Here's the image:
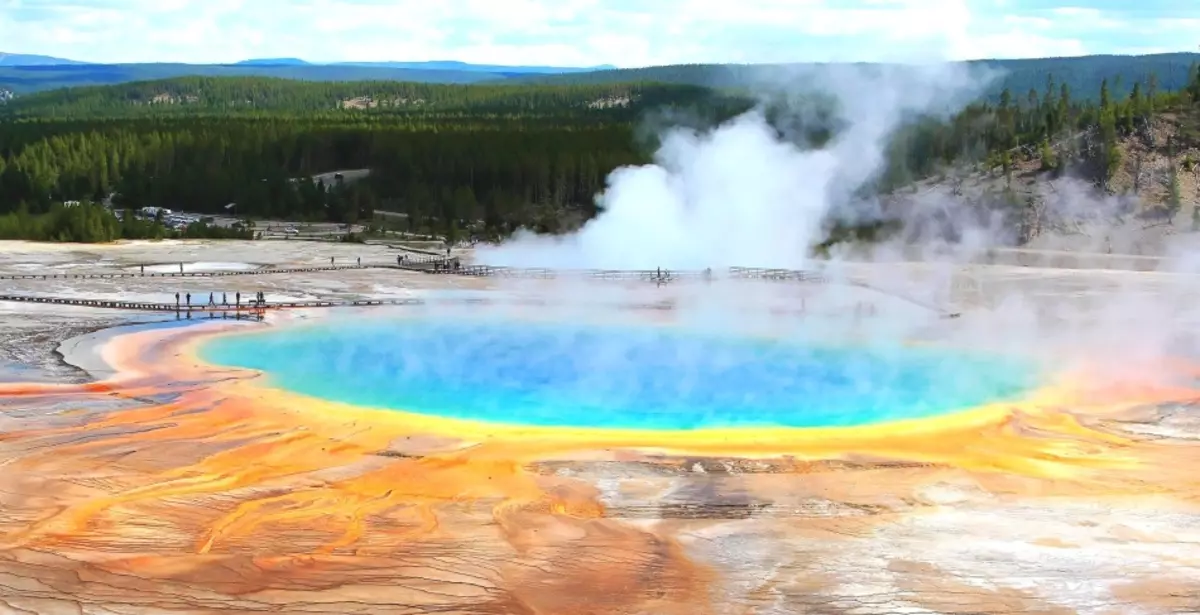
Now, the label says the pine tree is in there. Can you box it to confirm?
[1039,138,1056,171]
[1169,164,1183,217]
[1057,83,1071,131]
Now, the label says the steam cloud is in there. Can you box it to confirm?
[461,58,1200,404]
[477,63,989,270]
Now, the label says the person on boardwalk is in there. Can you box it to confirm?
[175,292,180,308]
[235,291,241,308]
[357,256,361,267]
[208,292,215,306]
[185,292,191,306]
[140,264,145,275]
[221,292,227,305]
[179,263,184,273]
[331,256,335,266]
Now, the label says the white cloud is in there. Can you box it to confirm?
[1047,6,1125,29]
[0,0,1189,67]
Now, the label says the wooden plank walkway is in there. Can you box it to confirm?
[403,264,958,317]
[410,264,826,283]
[0,252,455,281]
[0,260,811,284]
[0,265,380,281]
[415,265,718,282]
[0,294,489,313]
[0,259,961,318]
[727,266,828,283]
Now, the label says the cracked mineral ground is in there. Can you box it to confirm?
[1,239,1200,615]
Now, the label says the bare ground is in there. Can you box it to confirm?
[0,238,1198,613]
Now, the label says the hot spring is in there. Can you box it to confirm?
[198,318,1042,430]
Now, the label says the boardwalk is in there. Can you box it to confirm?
[0,259,810,284]
[0,264,375,281]
[409,263,809,282]
[0,259,962,318]
[0,294,704,320]
[0,255,451,281]
[403,264,960,317]
[0,294,474,313]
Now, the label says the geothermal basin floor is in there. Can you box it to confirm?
[0,239,1199,614]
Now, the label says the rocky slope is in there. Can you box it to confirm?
[886,112,1200,256]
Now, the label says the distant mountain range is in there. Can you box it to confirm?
[233,58,310,66]
[0,52,89,66]
[1,51,1198,104]
[235,58,616,74]
[0,53,620,93]
[512,53,1200,101]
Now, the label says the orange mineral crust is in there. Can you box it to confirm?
[2,320,1200,614]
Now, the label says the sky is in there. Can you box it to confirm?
[0,0,1197,68]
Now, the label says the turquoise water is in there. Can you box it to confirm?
[198,319,1041,430]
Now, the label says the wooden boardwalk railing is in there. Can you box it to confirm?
[0,259,840,285]
[401,264,959,317]
[0,294,687,317]
[408,264,826,284]
[0,294,487,313]
[0,259,961,318]
[0,265,378,281]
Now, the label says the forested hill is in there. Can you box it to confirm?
[512,53,1200,103]
[0,77,745,120]
[1,53,1198,101]
[2,69,1200,246]
[0,63,501,94]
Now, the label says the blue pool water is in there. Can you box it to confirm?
[198,319,1041,430]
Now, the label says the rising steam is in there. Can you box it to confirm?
[468,59,1200,400]
[477,63,991,270]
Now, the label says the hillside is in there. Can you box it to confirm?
[0,77,743,120]
[235,58,310,66]
[0,63,501,93]
[1,53,1198,101]
[232,58,613,74]
[1,67,1199,248]
[0,77,750,235]
[512,54,1200,103]
[0,52,88,67]
[327,61,616,74]
[0,59,616,94]
[884,102,1200,252]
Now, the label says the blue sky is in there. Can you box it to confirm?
[1,0,1197,67]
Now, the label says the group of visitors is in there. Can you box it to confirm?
[174,291,267,309]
